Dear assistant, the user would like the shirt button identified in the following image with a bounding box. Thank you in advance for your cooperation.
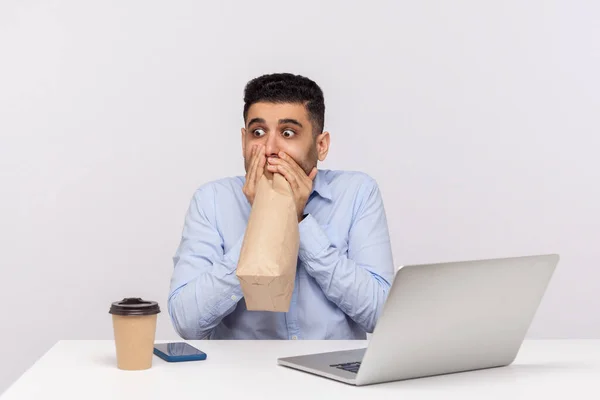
[231,295,237,301]
[291,335,298,340]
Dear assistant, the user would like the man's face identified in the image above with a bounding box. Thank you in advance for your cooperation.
[242,102,326,175]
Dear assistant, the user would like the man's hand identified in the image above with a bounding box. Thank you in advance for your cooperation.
[242,145,266,206]
[266,152,318,222]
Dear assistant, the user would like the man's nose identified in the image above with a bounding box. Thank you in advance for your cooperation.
[264,133,279,157]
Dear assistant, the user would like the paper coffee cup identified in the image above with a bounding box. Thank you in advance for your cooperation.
[109,298,160,370]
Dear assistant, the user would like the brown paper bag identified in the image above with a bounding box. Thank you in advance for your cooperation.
[236,171,300,312]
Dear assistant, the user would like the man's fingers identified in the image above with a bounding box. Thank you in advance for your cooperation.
[247,146,257,182]
[247,145,261,187]
[278,152,316,190]
[270,162,301,190]
[270,155,315,191]
[256,148,266,180]
[278,152,307,177]
[267,158,301,187]
[254,146,265,181]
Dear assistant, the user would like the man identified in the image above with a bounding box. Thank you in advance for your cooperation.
[168,73,395,340]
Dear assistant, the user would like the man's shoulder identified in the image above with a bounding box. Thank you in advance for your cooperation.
[321,169,379,193]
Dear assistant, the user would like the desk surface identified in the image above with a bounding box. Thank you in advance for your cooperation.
[2,340,599,399]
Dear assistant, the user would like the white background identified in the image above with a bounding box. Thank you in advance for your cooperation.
[1,0,599,394]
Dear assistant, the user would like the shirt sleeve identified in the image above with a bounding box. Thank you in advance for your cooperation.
[297,177,394,333]
[168,185,244,339]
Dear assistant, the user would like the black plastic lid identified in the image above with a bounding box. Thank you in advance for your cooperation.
[109,298,160,316]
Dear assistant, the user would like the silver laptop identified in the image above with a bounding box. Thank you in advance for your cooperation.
[277,254,559,386]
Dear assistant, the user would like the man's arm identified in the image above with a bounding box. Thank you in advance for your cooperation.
[168,185,244,340]
[298,177,394,333]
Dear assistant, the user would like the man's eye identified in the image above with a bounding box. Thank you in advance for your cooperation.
[253,129,266,137]
[282,129,295,138]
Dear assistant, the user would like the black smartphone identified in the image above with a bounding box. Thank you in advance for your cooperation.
[153,342,207,362]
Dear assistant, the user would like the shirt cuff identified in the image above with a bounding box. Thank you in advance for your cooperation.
[298,214,330,263]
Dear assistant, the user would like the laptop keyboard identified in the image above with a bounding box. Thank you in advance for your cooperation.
[330,361,361,373]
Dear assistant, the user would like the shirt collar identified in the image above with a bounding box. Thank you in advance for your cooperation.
[311,169,332,201]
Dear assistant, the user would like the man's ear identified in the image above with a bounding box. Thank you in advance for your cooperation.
[241,127,247,155]
[316,131,330,161]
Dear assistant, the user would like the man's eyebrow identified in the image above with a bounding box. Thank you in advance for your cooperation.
[247,117,266,127]
[279,118,303,128]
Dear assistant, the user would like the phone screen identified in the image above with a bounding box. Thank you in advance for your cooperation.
[154,342,206,357]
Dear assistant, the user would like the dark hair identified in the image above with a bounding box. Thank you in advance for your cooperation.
[243,73,325,135]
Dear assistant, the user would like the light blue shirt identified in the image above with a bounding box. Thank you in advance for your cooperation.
[168,169,395,340]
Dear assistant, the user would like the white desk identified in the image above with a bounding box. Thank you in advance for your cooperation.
[2,340,599,399]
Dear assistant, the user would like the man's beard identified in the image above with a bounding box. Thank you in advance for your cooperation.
[295,144,318,175]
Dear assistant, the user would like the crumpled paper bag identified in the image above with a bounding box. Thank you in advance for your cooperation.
[236,171,299,312]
